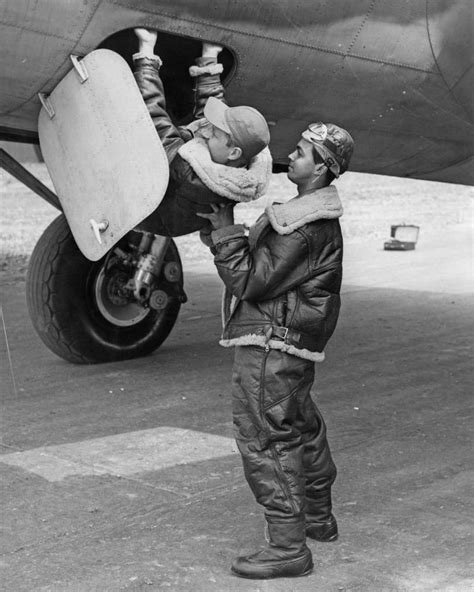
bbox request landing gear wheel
[26,214,183,364]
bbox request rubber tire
[26,214,182,364]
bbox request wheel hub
[94,265,150,327]
[105,271,131,306]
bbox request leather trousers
[231,345,337,520]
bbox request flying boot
[306,489,338,542]
[231,516,313,579]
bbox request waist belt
[267,325,318,351]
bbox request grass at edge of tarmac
[1,163,473,277]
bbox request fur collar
[178,137,272,202]
[266,185,343,235]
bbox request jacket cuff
[132,54,163,68]
[189,63,223,77]
[211,224,247,245]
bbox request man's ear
[312,162,326,177]
[227,146,243,161]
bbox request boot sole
[306,531,339,542]
[231,564,313,580]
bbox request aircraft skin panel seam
[0,18,74,42]
[345,0,377,55]
[372,152,473,178]
[448,64,472,93]
[393,67,474,129]
[425,0,472,122]
[394,91,474,131]
[333,52,434,74]
[352,123,465,146]
[0,0,104,120]
[359,127,470,144]
[368,146,439,173]
[108,0,436,74]
[331,1,377,83]
[0,0,103,43]
[361,135,473,174]
[381,51,474,130]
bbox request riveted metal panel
[38,49,168,260]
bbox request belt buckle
[279,326,289,341]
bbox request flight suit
[209,185,342,523]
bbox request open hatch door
[38,49,169,261]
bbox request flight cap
[302,122,354,177]
[204,96,270,160]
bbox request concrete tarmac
[0,226,472,591]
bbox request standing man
[198,122,354,579]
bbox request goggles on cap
[302,122,328,143]
[302,122,340,177]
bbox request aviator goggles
[302,122,341,177]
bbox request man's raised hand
[196,202,234,230]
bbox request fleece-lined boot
[306,513,338,541]
[305,490,338,541]
[231,516,313,579]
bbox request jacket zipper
[259,349,300,516]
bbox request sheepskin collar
[178,137,272,202]
[265,185,343,235]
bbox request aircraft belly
[1,0,472,184]
[38,49,169,261]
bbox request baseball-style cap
[302,122,354,177]
[204,96,270,161]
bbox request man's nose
[288,151,295,161]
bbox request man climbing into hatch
[132,28,272,247]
